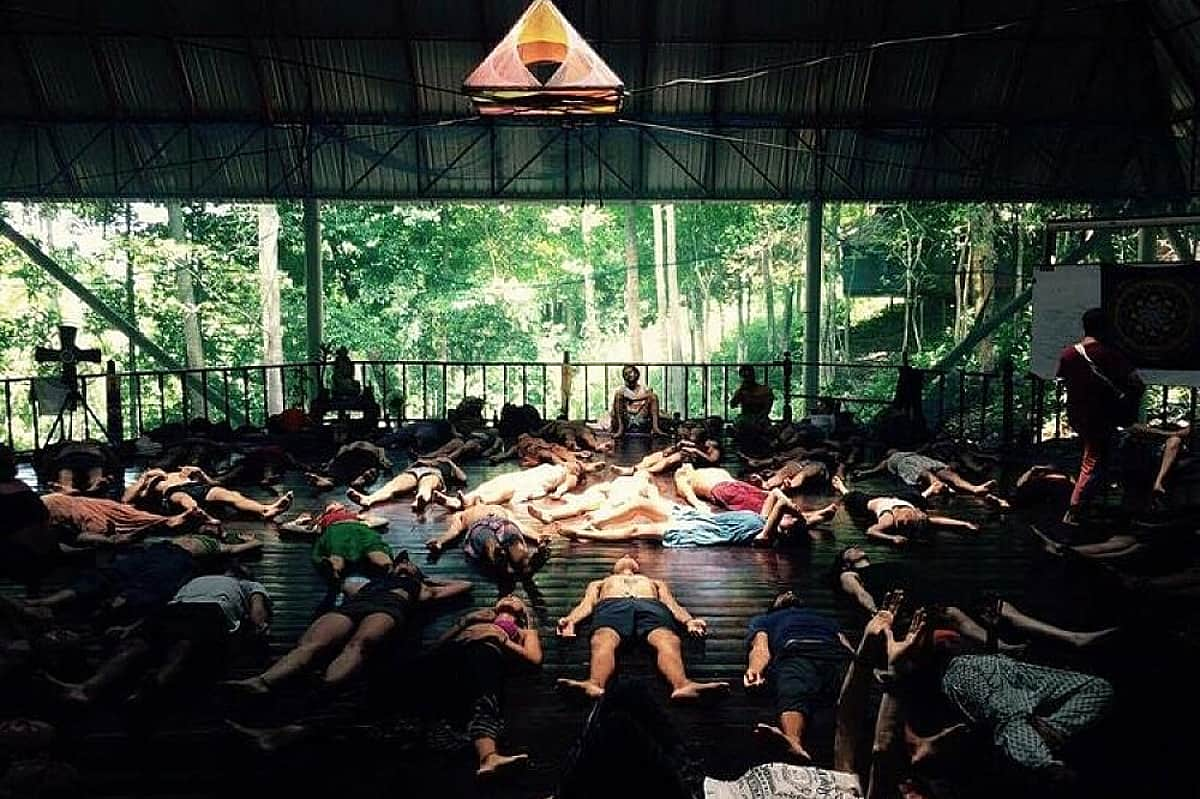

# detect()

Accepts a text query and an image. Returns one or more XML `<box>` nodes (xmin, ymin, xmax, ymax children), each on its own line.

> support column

<box><xmin>303</xmin><ymin>198</ymin><xmax>324</xmax><ymax>400</ymax></box>
<box><xmin>805</xmin><ymin>198</ymin><xmax>823</xmax><ymax>413</ymax></box>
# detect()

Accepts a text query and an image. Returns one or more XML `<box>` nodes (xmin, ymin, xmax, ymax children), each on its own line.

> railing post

<box><xmin>105</xmin><ymin>360</ymin><xmax>123</xmax><ymax>443</ymax></box>
<box><xmin>782</xmin><ymin>351</ymin><xmax>793</xmax><ymax>423</ymax></box>
<box><xmin>560</xmin><ymin>351</ymin><xmax>572</xmax><ymax>420</ymax></box>
<box><xmin>1001</xmin><ymin>358</ymin><xmax>1014</xmax><ymax>448</ymax></box>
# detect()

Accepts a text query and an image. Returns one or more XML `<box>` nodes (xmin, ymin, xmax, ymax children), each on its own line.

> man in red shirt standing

<box><xmin>1056</xmin><ymin>308</ymin><xmax>1143</xmax><ymax>524</ymax></box>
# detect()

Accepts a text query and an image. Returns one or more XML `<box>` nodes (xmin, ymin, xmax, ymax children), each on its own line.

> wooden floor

<box><xmin>12</xmin><ymin>440</ymin><xmax>1200</xmax><ymax>798</ymax></box>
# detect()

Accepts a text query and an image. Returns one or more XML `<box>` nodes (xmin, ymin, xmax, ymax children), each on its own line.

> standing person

<box><xmin>1055</xmin><ymin>308</ymin><xmax>1143</xmax><ymax>524</ymax></box>
<box><xmin>744</xmin><ymin>590</ymin><xmax>853</xmax><ymax>762</ymax></box>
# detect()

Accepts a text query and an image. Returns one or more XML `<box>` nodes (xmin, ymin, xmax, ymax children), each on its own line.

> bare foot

<box><xmin>1072</xmin><ymin>627</ymin><xmax>1118</xmax><ymax>647</ymax></box>
<box><xmin>985</xmin><ymin>494</ymin><xmax>1012</xmax><ymax>510</ymax></box>
<box><xmin>556</xmin><ymin>526</ymin><xmax>581</xmax><ymax>541</ymax></box>
<box><xmin>346</xmin><ymin>488</ymin><xmax>368</xmax><ymax>507</ymax></box>
<box><xmin>225</xmin><ymin>719</ymin><xmax>311</xmax><ymax>753</ymax></box>
<box><xmin>40</xmin><ymin>673</ymin><xmax>90</xmax><ymax>706</ymax></box>
<box><xmin>556</xmin><ymin>678</ymin><xmax>604</xmax><ymax>700</ymax></box>
<box><xmin>221</xmin><ymin>676</ymin><xmax>271</xmax><ymax>696</ymax></box>
<box><xmin>476</xmin><ymin>752</ymin><xmax>529</xmax><ymax>779</ymax></box>
<box><xmin>306</xmin><ymin>474</ymin><xmax>334</xmax><ymax>492</ymax></box>
<box><xmin>754</xmin><ymin>723</ymin><xmax>811</xmax><ymax>762</ymax></box>
<box><xmin>905</xmin><ymin>727</ymin><xmax>937</xmax><ymax>764</ymax></box>
<box><xmin>670</xmin><ymin>681</ymin><xmax>729</xmax><ymax>702</ymax></box>
<box><xmin>264</xmin><ymin>492</ymin><xmax>293</xmax><ymax>520</ymax></box>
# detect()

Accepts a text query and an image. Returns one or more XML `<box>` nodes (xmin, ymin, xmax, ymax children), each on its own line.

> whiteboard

<box><xmin>1031</xmin><ymin>266</ymin><xmax>1200</xmax><ymax>386</ymax></box>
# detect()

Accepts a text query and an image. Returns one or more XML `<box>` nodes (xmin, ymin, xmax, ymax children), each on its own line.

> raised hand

<box><xmin>556</xmin><ymin>617</ymin><xmax>576</xmax><ymax>638</ymax></box>
<box><xmin>685</xmin><ymin>618</ymin><xmax>708</xmax><ymax>638</ymax></box>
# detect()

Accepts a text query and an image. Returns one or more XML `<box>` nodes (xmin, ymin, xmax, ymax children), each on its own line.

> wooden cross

<box><xmin>35</xmin><ymin>325</ymin><xmax>102</xmax><ymax>390</ymax></box>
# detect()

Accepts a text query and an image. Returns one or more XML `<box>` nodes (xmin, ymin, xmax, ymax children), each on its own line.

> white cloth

<box><xmin>170</xmin><ymin>575</ymin><xmax>270</xmax><ymax>632</ymax></box>
<box><xmin>704</xmin><ymin>763</ymin><xmax>862</xmax><ymax>799</ymax></box>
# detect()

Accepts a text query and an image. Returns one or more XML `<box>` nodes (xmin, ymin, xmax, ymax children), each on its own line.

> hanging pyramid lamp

<box><xmin>463</xmin><ymin>0</ymin><xmax>624</xmax><ymax>116</ymax></box>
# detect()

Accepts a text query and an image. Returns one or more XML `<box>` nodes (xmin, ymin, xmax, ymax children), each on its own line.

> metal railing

<box><xmin>3</xmin><ymin>353</ymin><xmax>1195</xmax><ymax>454</ymax></box>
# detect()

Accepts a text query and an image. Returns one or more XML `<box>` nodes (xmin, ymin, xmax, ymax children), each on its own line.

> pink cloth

<box><xmin>710</xmin><ymin>481</ymin><xmax>768</xmax><ymax>514</ymax></box>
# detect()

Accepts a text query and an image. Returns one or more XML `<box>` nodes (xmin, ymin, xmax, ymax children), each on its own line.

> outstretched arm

<box><xmin>865</xmin><ymin>521</ymin><xmax>907</xmax><ymax>546</ymax></box>
<box><xmin>839</xmin><ymin>571</ymin><xmax>878</xmax><ymax>614</ymax></box>
<box><xmin>673</xmin><ymin>471</ymin><xmax>707</xmax><ymax>511</ymax></box>
<box><xmin>507</xmin><ymin>622</ymin><xmax>543</xmax><ymax>666</ymax></box>
<box><xmin>558</xmin><ymin>580</ymin><xmax>603</xmax><ymax>635</ymax></box>
<box><xmin>744</xmin><ymin>630</ymin><xmax>771</xmax><ymax>688</ymax></box>
<box><xmin>656</xmin><ymin>580</ymin><xmax>705</xmax><ymax>635</ymax></box>
<box><xmin>427</xmin><ymin>512</ymin><xmax>468</xmax><ymax>552</ymax></box>
<box><xmin>420</xmin><ymin>578</ymin><xmax>473</xmax><ymax>603</ymax></box>
<box><xmin>927</xmin><ymin>514</ymin><xmax>978</xmax><ymax>532</ymax></box>
<box><xmin>435</xmin><ymin>609</ymin><xmax>496</xmax><ymax>646</ymax></box>
<box><xmin>854</xmin><ymin>458</ymin><xmax>889</xmax><ymax>478</ymax></box>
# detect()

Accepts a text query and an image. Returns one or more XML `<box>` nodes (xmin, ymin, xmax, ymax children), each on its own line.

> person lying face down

<box><xmin>556</xmin><ymin>555</ymin><xmax>728</xmax><ymax>702</ymax></box>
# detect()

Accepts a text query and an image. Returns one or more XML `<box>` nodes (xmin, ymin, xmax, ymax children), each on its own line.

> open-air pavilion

<box><xmin>0</xmin><ymin>1</ymin><xmax>1198</xmax><ymax>797</ymax></box>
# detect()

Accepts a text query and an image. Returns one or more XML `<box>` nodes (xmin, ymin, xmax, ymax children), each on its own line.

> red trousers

<box><xmin>1069</xmin><ymin>431</ymin><xmax>1112</xmax><ymax>508</ymax></box>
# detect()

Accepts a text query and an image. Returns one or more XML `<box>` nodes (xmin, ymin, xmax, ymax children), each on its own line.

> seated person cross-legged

<box><xmin>610</xmin><ymin>365</ymin><xmax>664</xmax><ymax>438</ymax></box>
<box><xmin>555</xmin><ymin>556</ymin><xmax>727</xmax><ymax>702</ymax></box>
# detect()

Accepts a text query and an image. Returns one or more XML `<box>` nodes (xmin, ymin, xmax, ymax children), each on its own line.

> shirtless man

<box><xmin>556</xmin><ymin>555</ymin><xmax>727</xmax><ymax>702</ymax></box>
<box><xmin>674</xmin><ymin>464</ymin><xmax>837</xmax><ymax>529</ymax></box>
<box><xmin>527</xmin><ymin>471</ymin><xmax>659</xmax><ymax>524</ymax></box>
<box><xmin>610</xmin><ymin>365</ymin><xmax>664</xmax><ymax>438</ymax></box>
<box><xmin>435</xmin><ymin>462</ymin><xmax>581</xmax><ymax>511</ymax></box>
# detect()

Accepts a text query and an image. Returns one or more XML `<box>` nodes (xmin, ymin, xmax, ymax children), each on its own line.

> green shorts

<box><xmin>312</xmin><ymin>521</ymin><xmax>392</xmax><ymax>566</ymax></box>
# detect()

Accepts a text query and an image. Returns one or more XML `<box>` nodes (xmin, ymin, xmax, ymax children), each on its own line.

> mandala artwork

<box><xmin>1102</xmin><ymin>265</ymin><xmax>1200</xmax><ymax>370</ymax></box>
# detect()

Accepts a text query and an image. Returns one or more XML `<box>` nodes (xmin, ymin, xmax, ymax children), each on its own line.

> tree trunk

<box><xmin>664</xmin><ymin>204</ymin><xmax>684</xmax><ymax>363</ymax></box>
<box><xmin>123</xmin><ymin>204</ymin><xmax>140</xmax><ymax>427</ymax></box>
<box><xmin>168</xmin><ymin>202</ymin><xmax>205</xmax><ymax>414</ymax></box>
<box><xmin>736</xmin><ymin>275</ymin><xmax>747</xmax><ymax>362</ymax></box>
<box><xmin>623</xmin><ymin>205</ymin><xmax>643</xmax><ymax>360</ymax></box>
<box><xmin>761</xmin><ymin>245</ymin><xmax>776</xmax><ymax>353</ymax></box>
<box><xmin>969</xmin><ymin>206</ymin><xmax>997</xmax><ymax>369</ymax></box>
<box><xmin>258</xmin><ymin>204</ymin><xmax>284</xmax><ymax>414</ymax></box>
<box><xmin>581</xmin><ymin>210</ymin><xmax>598</xmax><ymax>342</ymax></box>
<box><xmin>652</xmin><ymin>204</ymin><xmax>669</xmax><ymax>359</ymax></box>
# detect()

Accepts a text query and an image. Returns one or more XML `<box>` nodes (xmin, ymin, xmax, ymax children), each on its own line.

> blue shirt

<box><xmin>746</xmin><ymin>607</ymin><xmax>842</xmax><ymax>653</ymax></box>
<box><xmin>662</xmin><ymin>507</ymin><xmax>764</xmax><ymax>548</ymax></box>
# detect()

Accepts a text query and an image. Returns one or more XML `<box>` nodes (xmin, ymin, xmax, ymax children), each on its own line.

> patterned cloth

<box><xmin>941</xmin><ymin>654</ymin><xmax>1113</xmax><ymax>770</ymax></box>
<box><xmin>885</xmin><ymin>451</ymin><xmax>948</xmax><ymax>486</ymax></box>
<box><xmin>704</xmin><ymin>763</ymin><xmax>862</xmax><ymax>799</ymax></box>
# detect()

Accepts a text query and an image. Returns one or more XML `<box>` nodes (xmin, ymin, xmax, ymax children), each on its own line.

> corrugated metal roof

<box><xmin>0</xmin><ymin>0</ymin><xmax>1192</xmax><ymax>201</ymax></box>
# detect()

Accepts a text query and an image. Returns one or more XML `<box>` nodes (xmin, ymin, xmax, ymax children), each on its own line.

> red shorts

<box><xmin>710</xmin><ymin>481</ymin><xmax>768</xmax><ymax>514</ymax></box>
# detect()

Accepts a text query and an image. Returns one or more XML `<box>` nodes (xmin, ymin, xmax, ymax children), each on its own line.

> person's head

<box><xmin>737</xmin><ymin>364</ymin><xmax>758</xmax><ymax>385</ymax></box>
<box><xmin>612</xmin><ymin>555</ymin><xmax>640</xmax><ymax>575</ymax></box>
<box><xmin>390</xmin><ymin>550</ymin><xmax>421</xmax><ymax>577</ymax></box>
<box><xmin>769</xmin><ymin>590</ymin><xmax>802</xmax><ymax>612</ymax></box>
<box><xmin>842</xmin><ymin>490</ymin><xmax>871</xmax><ymax>519</ymax></box>
<box><xmin>0</xmin><ymin>443</ymin><xmax>16</xmax><ymax>481</ymax></box>
<box><xmin>774</xmin><ymin>511</ymin><xmax>809</xmax><ymax>544</ymax></box>
<box><xmin>621</xmin><ymin>365</ymin><xmax>640</xmax><ymax>388</ymax></box>
<box><xmin>835</xmin><ymin>545</ymin><xmax>869</xmax><ymax>572</ymax></box>
<box><xmin>1081</xmin><ymin>307</ymin><xmax>1109</xmax><ymax>341</ymax></box>
<box><xmin>494</xmin><ymin>594</ymin><xmax>529</xmax><ymax>627</ymax></box>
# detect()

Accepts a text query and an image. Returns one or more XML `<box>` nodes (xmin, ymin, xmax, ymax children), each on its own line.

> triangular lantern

<box><xmin>464</xmin><ymin>0</ymin><xmax>624</xmax><ymax>116</ymax></box>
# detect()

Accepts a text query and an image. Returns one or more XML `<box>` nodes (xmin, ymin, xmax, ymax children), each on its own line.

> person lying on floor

<box><xmin>881</xmin><ymin>608</ymin><xmax>1114</xmax><ymax>787</ymax></box>
<box><xmin>1120</xmin><ymin>422</ymin><xmax>1193</xmax><ymax>509</ymax></box>
<box><xmin>421</xmin><ymin>594</ymin><xmax>542</xmax><ymax>779</ymax></box>
<box><xmin>759</xmin><ymin>454</ymin><xmax>841</xmax><ymax>493</ymax></box>
<box><xmin>36</xmin><ymin>440</ymin><xmax>120</xmax><ymax>497</ymax></box>
<box><xmin>610</xmin><ymin>428</ymin><xmax>722</xmax><ymax>476</ymax></box>
<box><xmin>22</xmin><ymin>534</ymin><xmax>262</xmax><ymax>624</ymax></box>
<box><xmin>526</xmin><ymin>471</ymin><xmax>659</xmax><ymax>524</ymax></box>
<box><xmin>42</xmin><ymin>492</ymin><xmax>200</xmax><ymax>549</ymax></box>
<box><xmin>42</xmin><ymin>565</ymin><xmax>272</xmax><ymax>708</ymax></box>
<box><xmin>537</xmin><ymin>419</ymin><xmax>613</xmax><ymax>453</ymax></box>
<box><xmin>835</xmin><ymin>476</ymin><xmax>978</xmax><ymax>546</ymax></box>
<box><xmin>435</xmin><ymin>462</ymin><xmax>582</xmax><ymax>511</ymax></box>
<box><xmin>224</xmin><ymin>554</ymin><xmax>470</xmax><ymax>697</ymax></box>
<box><xmin>304</xmin><ymin>440</ymin><xmax>391</xmax><ymax>491</ymax></box>
<box><xmin>831</xmin><ymin>547</ymin><xmax>1117</xmax><ymax>651</ymax></box>
<box><xmin>855</xmin><ymin>450</ymin><xmax>1009</xmax><ymax>507</ymax></box>
<box><xmin>213</xmin><ymin>444</ymin><xmax>310</xmax><ymax>492</ymax></box>
<box><xmin>555</xmin><ymin>489</ymin><xmax>833</xmax><ymax>548</ymax></box>
<box><xmin>307</xmin><ymin>502</ymin><xmax>395</xmax><ymax>583</ymax></box>
<box><xmin>744</xmin><ymin>590</ymin><xmax>854</xmax><ymax>762</ymax></box>
<box><xmin>489</xmin><ymin>433</ymin><xmax>606</xmax><ymax>470</ymax></box>
<box><xmin>673</xmin><ymin>463</ymin><xmax>837</xmax><ymax>524</ymax></box>
<box><xmin>556</xmin><ymin>555</ymin><xmax>727</xmax><ymax>702</ymax></box>
<box><xmin>123</xmin><ymin>467</ymin><xmax>293</xmax><ymax>526</ymax></box>
<box><xmin>425</xmin><ymin>504</ymin><xmax>551</xmax><ymax>583</ymax></box>
<box><xmin>345</xmin><ymin>455</ymin><xmax>466</xmax><ymax>514</ymax></box>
